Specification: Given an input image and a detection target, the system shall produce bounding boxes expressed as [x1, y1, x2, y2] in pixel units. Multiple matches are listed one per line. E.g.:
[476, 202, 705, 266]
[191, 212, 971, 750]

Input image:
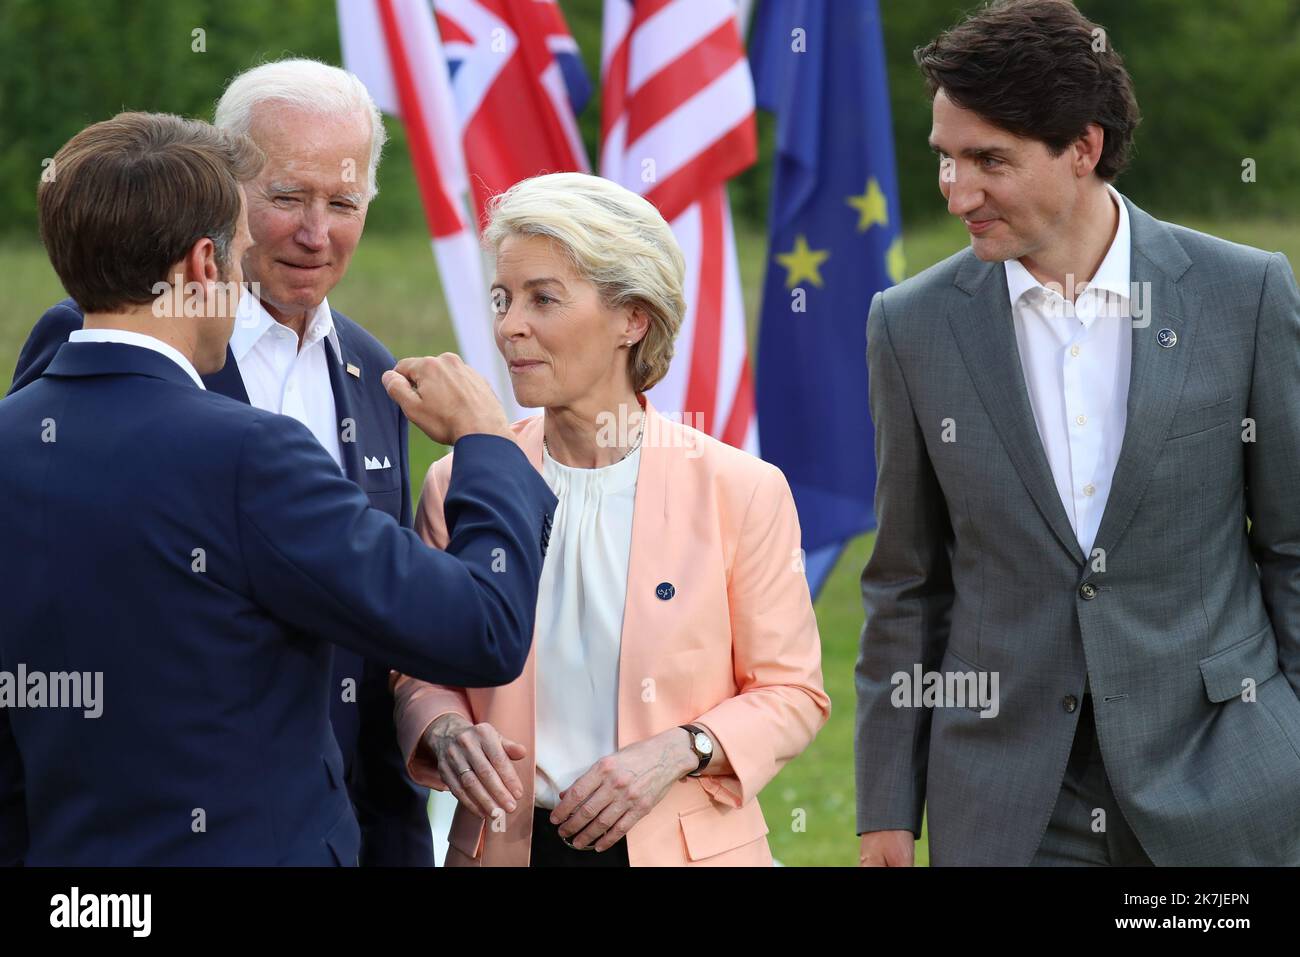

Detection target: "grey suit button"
[1079, 582, 1097, 600]
[1063, 695, 1078, 713]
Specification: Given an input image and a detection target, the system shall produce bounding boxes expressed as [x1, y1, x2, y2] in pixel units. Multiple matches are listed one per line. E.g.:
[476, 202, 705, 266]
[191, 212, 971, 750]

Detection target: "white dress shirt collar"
[67, 328, 206, 389]
[230, 293, 342, 364]
[1004, 183, 1131, 309]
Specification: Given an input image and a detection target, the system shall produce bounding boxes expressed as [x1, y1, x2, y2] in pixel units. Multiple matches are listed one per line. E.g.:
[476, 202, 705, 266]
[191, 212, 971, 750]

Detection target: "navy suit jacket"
[0, 308, 551, 868]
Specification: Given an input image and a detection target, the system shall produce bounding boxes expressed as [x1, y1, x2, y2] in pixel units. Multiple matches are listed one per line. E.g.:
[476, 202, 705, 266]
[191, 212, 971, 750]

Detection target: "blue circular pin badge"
[1157, 328, 1178, 348]
[655, 582, 675, 601]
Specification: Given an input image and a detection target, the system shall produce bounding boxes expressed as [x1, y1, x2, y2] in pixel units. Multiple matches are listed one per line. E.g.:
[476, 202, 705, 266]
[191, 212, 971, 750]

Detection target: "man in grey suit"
[856, 0, 1300, 866]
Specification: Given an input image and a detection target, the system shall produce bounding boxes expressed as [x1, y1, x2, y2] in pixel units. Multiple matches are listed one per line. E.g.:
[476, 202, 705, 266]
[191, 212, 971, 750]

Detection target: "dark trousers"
[529, 808, 630, 867]
[1031, 694, 1154, 866]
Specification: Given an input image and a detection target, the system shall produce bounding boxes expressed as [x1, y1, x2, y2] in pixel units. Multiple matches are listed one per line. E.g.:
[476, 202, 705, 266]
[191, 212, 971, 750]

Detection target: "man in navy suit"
[0, 112, 554, 866]
[8, 60, 441, 865]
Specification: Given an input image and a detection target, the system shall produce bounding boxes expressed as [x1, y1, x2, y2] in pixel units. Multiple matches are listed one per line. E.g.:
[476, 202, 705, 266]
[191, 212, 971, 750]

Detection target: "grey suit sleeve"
[855, 291, 955, 836]
[1245, 251, 1300, 696]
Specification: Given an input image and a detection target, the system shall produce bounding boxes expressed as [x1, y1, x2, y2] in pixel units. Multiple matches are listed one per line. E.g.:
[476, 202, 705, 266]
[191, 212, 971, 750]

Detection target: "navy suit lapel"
[326, 326, 365, 485]
[201, 346, 250, 403]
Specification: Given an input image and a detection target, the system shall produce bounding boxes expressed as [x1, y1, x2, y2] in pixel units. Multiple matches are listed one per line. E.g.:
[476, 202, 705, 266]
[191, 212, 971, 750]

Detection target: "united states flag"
[600, 0, 759, 450]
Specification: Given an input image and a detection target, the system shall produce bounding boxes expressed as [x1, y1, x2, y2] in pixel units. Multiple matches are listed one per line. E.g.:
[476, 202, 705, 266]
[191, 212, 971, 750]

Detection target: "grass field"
[4, 210, 1297, 866]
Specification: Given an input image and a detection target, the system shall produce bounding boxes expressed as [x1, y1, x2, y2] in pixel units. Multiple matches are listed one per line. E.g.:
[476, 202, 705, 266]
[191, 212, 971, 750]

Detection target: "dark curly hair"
[915, 0, 1141, 180]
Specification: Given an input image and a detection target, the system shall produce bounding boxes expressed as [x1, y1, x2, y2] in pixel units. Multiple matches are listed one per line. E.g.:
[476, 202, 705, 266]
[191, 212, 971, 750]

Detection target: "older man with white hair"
[9, 59, 435, 867]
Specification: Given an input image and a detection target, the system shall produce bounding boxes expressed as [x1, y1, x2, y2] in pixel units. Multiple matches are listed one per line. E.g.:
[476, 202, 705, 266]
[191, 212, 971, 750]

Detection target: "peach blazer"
[392, 400, 830, 866]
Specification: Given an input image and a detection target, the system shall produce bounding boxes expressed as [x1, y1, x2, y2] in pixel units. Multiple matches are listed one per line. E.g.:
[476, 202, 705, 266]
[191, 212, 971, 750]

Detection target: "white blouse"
[532, 442, 642, 810]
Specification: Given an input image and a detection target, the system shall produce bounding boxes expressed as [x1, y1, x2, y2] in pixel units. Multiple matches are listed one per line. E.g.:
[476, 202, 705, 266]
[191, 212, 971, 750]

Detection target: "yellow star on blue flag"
[846, 178, 889, 232]
[775, 234, 830, 288]
[886, 236, 906, 285]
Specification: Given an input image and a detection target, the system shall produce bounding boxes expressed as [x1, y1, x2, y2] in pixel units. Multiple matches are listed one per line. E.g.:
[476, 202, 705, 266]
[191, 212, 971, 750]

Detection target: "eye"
[978, 156, 1002, 170]
[534, 294, 554, 306]
[331, 201, 356, 210]
[272, 195, 300, 205]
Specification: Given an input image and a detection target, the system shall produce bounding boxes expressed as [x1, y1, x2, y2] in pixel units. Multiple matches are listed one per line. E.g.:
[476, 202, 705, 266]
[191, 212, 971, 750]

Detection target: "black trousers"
[529, 808, 630, 867]
[1031, 694, 1154, 866]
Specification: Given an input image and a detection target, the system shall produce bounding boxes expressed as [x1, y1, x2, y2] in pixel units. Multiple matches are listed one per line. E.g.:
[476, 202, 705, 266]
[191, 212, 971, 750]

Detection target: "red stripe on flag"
[624, 20, 743, 147]
[460, 61, 578, 225]
[634, 0, 676, 23]
[435, 10, 473, 45]
[682, 189, 725, 435]
[720, 353, 753, 449]
[600, 39, 631, 142]
[377, 0, 464, 238]
[601, 0, 675, 141]
[534, 0, 566, 35]
[644, 117, 755, 224]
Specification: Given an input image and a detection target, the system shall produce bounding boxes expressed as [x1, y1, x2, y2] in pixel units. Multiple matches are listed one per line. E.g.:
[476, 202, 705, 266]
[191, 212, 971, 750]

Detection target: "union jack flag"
[436, 0, 592, 225]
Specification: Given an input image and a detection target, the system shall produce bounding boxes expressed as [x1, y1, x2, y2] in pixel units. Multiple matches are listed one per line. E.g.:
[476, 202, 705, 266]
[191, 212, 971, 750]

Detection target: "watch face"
[693, 732, 713, 756]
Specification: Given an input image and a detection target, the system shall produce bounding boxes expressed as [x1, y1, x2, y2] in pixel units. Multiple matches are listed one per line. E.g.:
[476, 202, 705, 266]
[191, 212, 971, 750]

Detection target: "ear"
[183, 236, 221, 286]
[1073, 123, 1106, 178]
[622, 303, 651, 345]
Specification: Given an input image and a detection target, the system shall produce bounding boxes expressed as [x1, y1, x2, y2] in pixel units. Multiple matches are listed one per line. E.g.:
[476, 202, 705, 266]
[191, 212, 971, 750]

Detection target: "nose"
[944, 167, 985, 219]
[294, 203, 329, 252]
[495, 299, 530, 343]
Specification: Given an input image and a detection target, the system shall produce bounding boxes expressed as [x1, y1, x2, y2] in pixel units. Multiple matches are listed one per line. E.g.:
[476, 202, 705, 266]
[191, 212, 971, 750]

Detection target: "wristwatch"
[680, 724, 714, 777]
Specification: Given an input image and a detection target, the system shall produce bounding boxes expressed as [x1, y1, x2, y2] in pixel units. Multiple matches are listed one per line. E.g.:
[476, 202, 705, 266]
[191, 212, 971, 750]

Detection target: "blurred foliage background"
[2, 0, 1299, 238]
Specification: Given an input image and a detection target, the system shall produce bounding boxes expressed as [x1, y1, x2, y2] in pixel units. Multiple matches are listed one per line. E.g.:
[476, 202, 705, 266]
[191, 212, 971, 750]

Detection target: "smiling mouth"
[279, 260, 328, 271]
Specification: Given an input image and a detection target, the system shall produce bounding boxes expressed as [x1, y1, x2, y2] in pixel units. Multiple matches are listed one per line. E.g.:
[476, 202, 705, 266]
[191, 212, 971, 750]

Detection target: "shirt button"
[1070, 345, 1081, 358]
[1076, 414, 1087, 426]
[1079, 582, 1097, 600]
[1062, 695, 1078, 713]
[1083, 483, 1096, 497]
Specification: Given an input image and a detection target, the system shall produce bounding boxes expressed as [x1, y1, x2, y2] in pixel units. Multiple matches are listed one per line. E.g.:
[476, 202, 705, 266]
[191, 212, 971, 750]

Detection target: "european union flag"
[752, 0, 904, 597]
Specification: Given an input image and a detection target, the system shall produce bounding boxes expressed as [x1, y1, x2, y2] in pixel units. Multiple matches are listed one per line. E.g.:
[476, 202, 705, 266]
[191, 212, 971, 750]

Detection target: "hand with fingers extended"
[382, 353, 512, 446]
[426, 713, 526, 821]
[548, 730, 697, 853]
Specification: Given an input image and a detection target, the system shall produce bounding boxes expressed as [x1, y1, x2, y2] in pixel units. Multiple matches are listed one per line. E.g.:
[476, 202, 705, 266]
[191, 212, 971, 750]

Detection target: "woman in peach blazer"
[392, 173, 830, 867]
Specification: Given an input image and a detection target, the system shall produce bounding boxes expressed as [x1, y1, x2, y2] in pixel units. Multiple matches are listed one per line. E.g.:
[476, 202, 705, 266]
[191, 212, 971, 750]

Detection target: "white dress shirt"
[68, 328, 206, 389]
[230, 294, 344, 471]
[1004, 184, 1132, 558]
[532, 443, 642, 810]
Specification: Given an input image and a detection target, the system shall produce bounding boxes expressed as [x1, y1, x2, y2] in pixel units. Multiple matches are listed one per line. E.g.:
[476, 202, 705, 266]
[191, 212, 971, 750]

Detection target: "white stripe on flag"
[432, 233, 526, 422]
[627, 0, 739, 95]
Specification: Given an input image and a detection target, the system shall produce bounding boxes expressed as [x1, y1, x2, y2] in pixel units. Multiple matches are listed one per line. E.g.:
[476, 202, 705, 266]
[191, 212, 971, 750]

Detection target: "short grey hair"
[214, 58, 386, 199]
[483, 173, 686, 393]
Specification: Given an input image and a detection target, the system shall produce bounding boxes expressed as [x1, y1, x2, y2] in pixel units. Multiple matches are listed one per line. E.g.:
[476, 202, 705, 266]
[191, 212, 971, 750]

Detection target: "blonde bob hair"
[482, 172, 685, 393]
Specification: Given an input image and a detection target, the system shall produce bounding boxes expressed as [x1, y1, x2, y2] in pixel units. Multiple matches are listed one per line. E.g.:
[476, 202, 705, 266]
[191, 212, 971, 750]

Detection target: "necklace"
[544, 424, 644, 464]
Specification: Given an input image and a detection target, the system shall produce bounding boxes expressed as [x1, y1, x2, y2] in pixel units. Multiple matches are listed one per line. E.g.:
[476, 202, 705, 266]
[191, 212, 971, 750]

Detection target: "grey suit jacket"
[855, 194, 1300, 865]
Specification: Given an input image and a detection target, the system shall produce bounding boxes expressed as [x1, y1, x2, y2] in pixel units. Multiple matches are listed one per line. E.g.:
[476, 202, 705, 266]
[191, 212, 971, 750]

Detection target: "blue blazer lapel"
[201, 346, 249, 403]
[325, 329, 365, 485]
